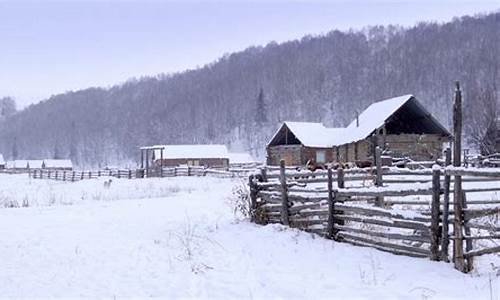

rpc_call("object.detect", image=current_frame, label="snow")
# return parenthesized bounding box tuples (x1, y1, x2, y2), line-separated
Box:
(142, 144, 229, 160)
(1, 174, 500, 298)
(0, 153, 4, 165)
(42, 159, 73, 169)
(227, 152, 257, 164)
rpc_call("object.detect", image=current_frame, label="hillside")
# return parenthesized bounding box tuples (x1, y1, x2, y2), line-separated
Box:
(1, 13, 499, 167)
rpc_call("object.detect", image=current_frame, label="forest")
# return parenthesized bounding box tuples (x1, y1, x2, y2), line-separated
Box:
(0, 12, 498, 168)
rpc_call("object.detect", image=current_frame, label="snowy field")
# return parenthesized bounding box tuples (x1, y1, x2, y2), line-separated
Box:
(1, 174, 500, 298)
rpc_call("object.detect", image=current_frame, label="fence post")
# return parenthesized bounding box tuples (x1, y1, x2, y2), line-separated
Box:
(188, 166, 191, 176)
(327, 167, 336, 239)
(430, 167, 441, 261)
(63, 171, 66, 181)
(98, 170, 101, 177)
(249, 175, 258, 223)
(375, 146, 384, 207)
(260, 167, 267, 182)
(336, 167, 345, 189)
(453, 81, 466, 272)
(440, 148, 452, 261)
(128, 169, 132, 179)
(72, 171, 75, 182)
(80, 171, 84, 180)
(279, 160, 290, 226)
(462, 190, 473, 272)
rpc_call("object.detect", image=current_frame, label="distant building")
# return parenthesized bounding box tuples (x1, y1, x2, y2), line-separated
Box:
(267, 95, 451, 165)
(42, 159, 73, 171)
(140, 144, 230, 169)
(0, 154, 5, 169)
(6, 160, 43, 170)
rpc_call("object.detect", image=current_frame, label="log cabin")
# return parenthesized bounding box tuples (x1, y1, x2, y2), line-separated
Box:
(267, 95, 451, 166)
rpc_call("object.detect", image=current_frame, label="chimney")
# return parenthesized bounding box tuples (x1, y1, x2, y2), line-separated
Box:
(356, 111, 359, 127)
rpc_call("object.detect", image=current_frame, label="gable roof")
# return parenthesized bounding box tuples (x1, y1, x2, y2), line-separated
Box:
(142, 144, 230, 160)
(268, 122, 344, 148)
(268, 94, 450, 148)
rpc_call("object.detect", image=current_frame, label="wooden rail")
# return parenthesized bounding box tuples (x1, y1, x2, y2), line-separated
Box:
(249, 160, 500, 273)
(30, 165, 253, 182)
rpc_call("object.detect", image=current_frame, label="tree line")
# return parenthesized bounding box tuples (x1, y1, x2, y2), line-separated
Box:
(0, 13, 499, 167)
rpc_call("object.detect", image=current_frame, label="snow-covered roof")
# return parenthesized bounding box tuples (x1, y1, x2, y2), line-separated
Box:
(268, 122, 344, 148)
(28, 160, 44, 169)
(6, 160, 43, 169)
(332, 94, 414, 145)
(227, 152, 257, 164)
(0, 154, 4, 165)
(269, 94, 449, 147)
(145, 144, 230, 160)
(43, 159, 73, 169)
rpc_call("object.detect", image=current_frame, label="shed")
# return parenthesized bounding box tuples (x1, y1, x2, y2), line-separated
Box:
(140, 144, 230, 169)
(42, 159, 73, 170)
(267, 95, 451, 165)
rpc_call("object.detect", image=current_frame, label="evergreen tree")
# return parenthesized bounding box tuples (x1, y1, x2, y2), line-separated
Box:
(255, 88, 267, 125)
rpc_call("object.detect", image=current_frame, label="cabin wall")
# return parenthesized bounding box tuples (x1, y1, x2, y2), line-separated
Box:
(384, 134, 448, 161)
(333, 140, 372, 163)
(302, 147, 334, 164)
(267, 145, 334, 166)
(267, 145, 303, 166)
(156, 158, 229, 168)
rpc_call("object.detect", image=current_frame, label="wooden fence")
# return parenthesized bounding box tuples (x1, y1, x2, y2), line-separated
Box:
(30, 165, 253, 182)
(249, 160, 500, 273)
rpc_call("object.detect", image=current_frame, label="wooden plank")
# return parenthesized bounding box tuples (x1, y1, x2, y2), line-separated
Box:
(340, 237, 428, 258)
(335, 214, 429, 230)
(334, 225, 430, 242)
(464, 245, 500, 258)
(338, 232, 430, 256)
(464, 207, 500, 221)
(335, 203, 432, 223)
(337, 188, 433, 198)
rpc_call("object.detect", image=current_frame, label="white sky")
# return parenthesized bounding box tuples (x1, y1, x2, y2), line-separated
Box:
(0, 0, 499, 107)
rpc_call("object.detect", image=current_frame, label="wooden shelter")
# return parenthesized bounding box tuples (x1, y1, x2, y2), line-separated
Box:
(267, 95, 451, 166)
(140, 144, 230, 175)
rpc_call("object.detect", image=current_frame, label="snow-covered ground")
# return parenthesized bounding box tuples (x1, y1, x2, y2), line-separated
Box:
(1, 174, 500, 298)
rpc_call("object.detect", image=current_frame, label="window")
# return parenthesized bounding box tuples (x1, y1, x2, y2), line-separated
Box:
(316, 150, 326, 163)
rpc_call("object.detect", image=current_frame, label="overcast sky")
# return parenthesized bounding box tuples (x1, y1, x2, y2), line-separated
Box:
(1, 0, 499, 107)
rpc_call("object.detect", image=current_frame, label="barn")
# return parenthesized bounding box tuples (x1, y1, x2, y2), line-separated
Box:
(140, 144, 230, 169)
(267, 95, 451, 166)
